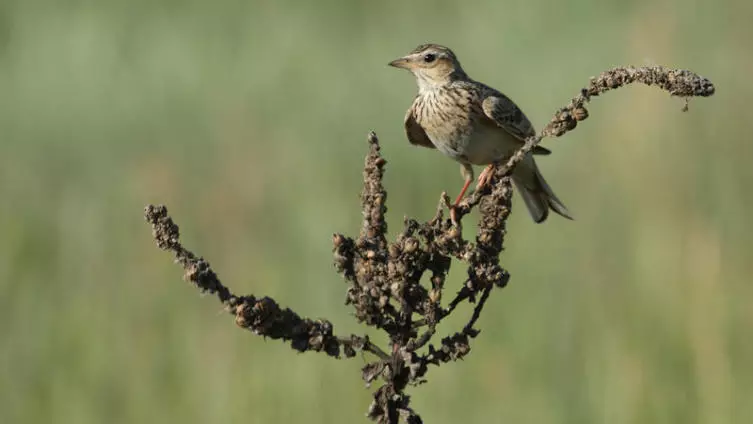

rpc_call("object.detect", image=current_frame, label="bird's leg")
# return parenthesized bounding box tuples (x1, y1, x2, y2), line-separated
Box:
(451, 164, 474, 224)
(454, 163, 475, 206)
(453, 179, 473, 206)
(476, 164, 495, 189)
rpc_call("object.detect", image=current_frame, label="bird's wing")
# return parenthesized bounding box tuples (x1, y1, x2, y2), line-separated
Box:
(481, 91, 552, 155)
(404, 106, 435, 149)
(481, 91, 536, 141)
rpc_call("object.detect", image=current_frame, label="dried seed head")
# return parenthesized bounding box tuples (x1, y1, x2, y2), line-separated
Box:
(429, 289, 441, 303)
(403, 237, 418, 253)
(379, 296, 389, 308)
(573, 107, 588, 121)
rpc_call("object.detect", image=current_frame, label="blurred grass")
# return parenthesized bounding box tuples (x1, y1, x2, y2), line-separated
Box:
(1, 0, 752, 422)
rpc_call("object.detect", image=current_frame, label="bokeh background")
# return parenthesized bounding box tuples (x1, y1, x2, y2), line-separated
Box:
(1, 0, 751, 423)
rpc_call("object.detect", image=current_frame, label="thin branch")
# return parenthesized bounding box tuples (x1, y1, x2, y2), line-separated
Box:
(144, 205, 382, 360)
(463, 284, 493, 334)
(339, 335, 391, 361)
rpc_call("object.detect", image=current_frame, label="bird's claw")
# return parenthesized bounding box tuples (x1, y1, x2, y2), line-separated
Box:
(476, 164, 495, 190)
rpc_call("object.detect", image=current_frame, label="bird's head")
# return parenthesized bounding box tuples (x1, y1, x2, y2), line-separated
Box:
(389, 44, 467, 91)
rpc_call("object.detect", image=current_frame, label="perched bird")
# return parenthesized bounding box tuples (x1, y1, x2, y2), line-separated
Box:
(389, 44, 572, 223)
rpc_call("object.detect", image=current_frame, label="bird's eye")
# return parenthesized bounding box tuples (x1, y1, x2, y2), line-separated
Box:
(423, 53, 436, 63)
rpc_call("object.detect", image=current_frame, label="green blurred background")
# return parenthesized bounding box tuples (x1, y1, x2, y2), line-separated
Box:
(1, 0, 751, 422)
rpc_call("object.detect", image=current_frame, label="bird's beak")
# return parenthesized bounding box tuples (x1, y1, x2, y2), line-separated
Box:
(388, 56, 412, 69)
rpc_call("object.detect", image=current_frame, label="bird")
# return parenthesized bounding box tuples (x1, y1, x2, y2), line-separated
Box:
(389, 44, 572, 223)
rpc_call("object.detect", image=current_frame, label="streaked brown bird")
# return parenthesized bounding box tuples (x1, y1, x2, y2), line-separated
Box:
(389, 44, 572, 223)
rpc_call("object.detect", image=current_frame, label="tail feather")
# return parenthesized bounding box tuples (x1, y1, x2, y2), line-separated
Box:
(512, 158, 573, 223)
(513, 178, 549, 223)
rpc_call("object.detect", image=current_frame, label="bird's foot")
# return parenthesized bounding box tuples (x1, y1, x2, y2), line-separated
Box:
(476, 164, 495, 190)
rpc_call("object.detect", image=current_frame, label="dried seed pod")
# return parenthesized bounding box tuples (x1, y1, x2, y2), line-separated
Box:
(388, 244, 400, 258)
(403, 237, 418, 253)
(429, 289, 441, 303)
(573, 107, 589, 121)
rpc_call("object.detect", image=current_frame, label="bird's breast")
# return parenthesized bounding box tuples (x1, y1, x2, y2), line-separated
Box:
(421, 115, 518, 166)
(415, 90, 475, 162)
(415, 88, 519, 165)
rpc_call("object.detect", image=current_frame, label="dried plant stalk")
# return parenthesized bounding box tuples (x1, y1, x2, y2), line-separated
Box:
(145, 65, 714, 423)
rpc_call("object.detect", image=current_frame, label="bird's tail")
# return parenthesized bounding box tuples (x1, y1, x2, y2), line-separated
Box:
(512, 157, 573, 223)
